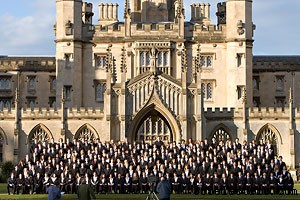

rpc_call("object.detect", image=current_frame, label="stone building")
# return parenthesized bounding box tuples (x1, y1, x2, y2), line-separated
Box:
(0, 0, 299, 173)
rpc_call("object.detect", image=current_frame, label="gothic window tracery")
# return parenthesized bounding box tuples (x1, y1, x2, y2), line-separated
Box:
(211, 127, 231, 143)
(28, 124, 52, 145)
(137, 115, 171, 142)
(75, 124, 98, 142)
(257, 124, 279, 155)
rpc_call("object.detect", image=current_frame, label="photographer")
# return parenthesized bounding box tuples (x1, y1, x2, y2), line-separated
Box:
(156, 176, 171, 200)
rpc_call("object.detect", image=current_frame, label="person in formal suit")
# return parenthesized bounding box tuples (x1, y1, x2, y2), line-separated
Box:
(220, 173, 227, 195)
(285, 173, 294, 194)
(253, 172, 261, 194)
(34, 172, 43, 194)
(261, 172, 269, 194)
(77, 178, 96, 200)
(7, 172, 16, 195)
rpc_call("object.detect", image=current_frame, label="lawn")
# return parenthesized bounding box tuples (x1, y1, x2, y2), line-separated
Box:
(0, 183, 299, 200)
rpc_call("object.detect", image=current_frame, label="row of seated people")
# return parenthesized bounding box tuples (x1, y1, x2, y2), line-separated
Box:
(6, 137, 295, 195)
(7, 170, 294, 195)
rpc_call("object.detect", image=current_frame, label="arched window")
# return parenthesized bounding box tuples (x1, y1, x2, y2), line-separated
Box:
(137, 115, 171, 142)
(257, 124, 280, 155)
(75, 124, 99, 142)
(28, 124, 52, 145)
(211, 127, 231, 144)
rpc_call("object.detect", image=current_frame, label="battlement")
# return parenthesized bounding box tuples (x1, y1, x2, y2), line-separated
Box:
(0, 57, 56, 72)
(94, 22, 179, 38)
(185, 23, 226, 40)
(67, 107, 104, 119)
(17, 107, 104, 120)
(249, 107, 290, 119)
(204, 107, 292, 119)
(21, 107, 62, 119)
(0, 108, 15, 119)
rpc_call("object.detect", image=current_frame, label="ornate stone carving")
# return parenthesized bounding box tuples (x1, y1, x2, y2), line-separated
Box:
(121, 46, 127, 73)
(237, 20, 245, 35)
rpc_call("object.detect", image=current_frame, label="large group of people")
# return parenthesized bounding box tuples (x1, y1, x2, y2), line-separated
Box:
(6, 137, 295, 196)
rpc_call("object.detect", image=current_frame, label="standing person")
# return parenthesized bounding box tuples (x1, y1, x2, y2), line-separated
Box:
(46, 183, 61, 200)
(77, 178, 96, 200)
(156, 176, 171, 200)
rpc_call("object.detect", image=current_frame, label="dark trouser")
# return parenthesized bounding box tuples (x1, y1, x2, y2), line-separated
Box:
(159, 198, 170, 200)
(7, 184, 15, 194)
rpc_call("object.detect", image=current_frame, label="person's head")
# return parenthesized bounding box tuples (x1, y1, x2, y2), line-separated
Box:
(80, 177, 87, 185)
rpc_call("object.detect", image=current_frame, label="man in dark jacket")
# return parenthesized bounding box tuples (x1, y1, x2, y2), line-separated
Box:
(46, 184, 61, 200)
(156, 177, 171, 200)
(77, 178, 96, 200)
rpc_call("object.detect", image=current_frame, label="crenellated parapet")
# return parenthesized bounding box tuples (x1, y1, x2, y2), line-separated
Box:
(67, 107, 104, 119)
(185, 23, 226, 41)
(204, 107, 292, 120)
(94, 22, 180, 38)
(21, 107, 62, 120)
(204, 107, 242, 119)
(0, 108, 15, 120)
(249, 107, 290, 119)
(0, 57, 55, 72)
(1, 107, 105, 120)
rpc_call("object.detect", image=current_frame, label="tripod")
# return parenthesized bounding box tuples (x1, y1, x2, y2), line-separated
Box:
(146, 189, 159, 200)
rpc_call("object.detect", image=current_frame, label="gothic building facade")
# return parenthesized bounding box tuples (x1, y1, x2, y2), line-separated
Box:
(0, 0, 299, 174)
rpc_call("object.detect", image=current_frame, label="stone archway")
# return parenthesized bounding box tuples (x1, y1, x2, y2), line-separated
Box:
(256, 124, 282, 155)
(74, 124, 99, 142)
(135, 109, 173, 142)
(128, 103, 181, 143)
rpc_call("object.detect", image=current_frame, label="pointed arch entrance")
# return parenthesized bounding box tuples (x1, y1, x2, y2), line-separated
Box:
(256, 124, 282, 155)
(210, 124, 232, 144)
(74, 124, 99, 142)
(128, 103, 180, 143)
(27, 124, 53, 145)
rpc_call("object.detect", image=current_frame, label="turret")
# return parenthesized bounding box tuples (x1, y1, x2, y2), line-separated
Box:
(98, 3, 119, 26)
(190, 3, 210, 26)
(55, 0, 84, 107)
(225, 0, 254, 107)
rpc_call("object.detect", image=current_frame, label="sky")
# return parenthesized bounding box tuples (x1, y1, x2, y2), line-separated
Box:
(0, 0, 299, 56)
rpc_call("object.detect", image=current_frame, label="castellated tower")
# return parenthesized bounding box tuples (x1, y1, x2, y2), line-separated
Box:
(55, 0, 94, 107)
(226, 0, 254, 107)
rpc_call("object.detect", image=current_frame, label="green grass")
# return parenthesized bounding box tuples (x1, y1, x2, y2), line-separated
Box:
(0, 183, 299, 199)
